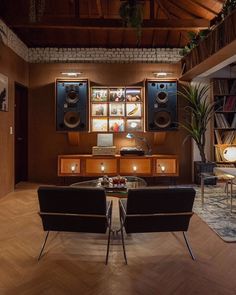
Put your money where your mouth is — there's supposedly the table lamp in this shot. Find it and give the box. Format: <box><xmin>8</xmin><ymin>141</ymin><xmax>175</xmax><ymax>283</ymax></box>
<box><xmin>223</xmin><ymin>146</ymin><xmax>236</xmax><ymax>162</ymax></box>
<box><xmin>126</xmin><ymin>133</ymin><xmax>152</xmax><ymax>155</ymax></box>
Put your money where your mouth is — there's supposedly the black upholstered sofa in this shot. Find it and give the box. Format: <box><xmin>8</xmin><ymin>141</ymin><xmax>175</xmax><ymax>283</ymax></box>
<box><xmin>37</xmin><ymin>186</ymin><xmax>113</xmax><ymax>264</ymax></box>
<box><xmin>119</xmin><ymin>187</ymin><xmax>196</xmax><ymax>264</ymax></box>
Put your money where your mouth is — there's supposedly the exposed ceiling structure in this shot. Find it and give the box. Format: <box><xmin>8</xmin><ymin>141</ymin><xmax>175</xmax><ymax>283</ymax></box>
<box><xmin>0</xmin><ymin>0</ymin><xmax>224</xmax><ymax>48</ymax></box>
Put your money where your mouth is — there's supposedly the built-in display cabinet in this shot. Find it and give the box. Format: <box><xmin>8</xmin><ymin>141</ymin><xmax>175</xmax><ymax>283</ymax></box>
<box><xmin>58</xmin><ymin>155</ymin><xmax>179</xmax><ymax>177</ymax></box>
<box><xmin>90</xmin><ymin>86</ymin><xmax>144</xmax><ymax>132</ymax></box>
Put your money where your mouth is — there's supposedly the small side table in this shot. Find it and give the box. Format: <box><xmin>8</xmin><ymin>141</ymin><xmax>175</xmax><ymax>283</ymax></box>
<box><xmin>200</xmin><ymin>172</ymin><xmax>235</xmax><ymax>211</ymax></box>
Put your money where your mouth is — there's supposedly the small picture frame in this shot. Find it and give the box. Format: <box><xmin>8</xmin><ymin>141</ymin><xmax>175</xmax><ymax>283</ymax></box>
<box><xmin>91</xmin><ymin>103</ymin><xmax>108</xmax><ymax>116</ymax></box>
<box><xmin>109</xmin><ymin>88</ymin><xmax>125</xmax><ymax>102</ymax></box>
<box><xmin>109</xmin><ymin>118</ymin><xmax>125</xmax><ymax>132</ymax></box>
<box><xmin>126</xmin><ymin>103</ymin><xmax>142</xmax><ymax>117</ymax></box>
<box><xmin>109</xmin><ymin>103</ymin><xmax>125</xmax><ymax>116</ymax></box>
<box><xmin>0</xmin><ymin>73</ymin><xmax>8</xmax><ymax>112</ymax></box>
<box><xmin>126</xmin><ymin>119</ymin><xmax>143</xmax><ymax>131</ymax></box>
<box><xmin>91</xmin><ymin>88</ymin><xmax>108</xmax><ymax>102</ymax></box>
<box><xmin>125</xmin><ymin>88</ymin><xmax>141</xmax><ymax>102</ymax></box>
<box><xmin>92</xmin><ymin>118</ymin><xmax>108</xmax><ymax>132</ymax></box>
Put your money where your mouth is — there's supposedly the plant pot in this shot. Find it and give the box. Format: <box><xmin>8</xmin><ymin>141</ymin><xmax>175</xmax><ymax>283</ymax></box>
<box><xmin>194</xmin><ymin>161</ymin><xmax>217</xmax><ymax>185</ymax></box>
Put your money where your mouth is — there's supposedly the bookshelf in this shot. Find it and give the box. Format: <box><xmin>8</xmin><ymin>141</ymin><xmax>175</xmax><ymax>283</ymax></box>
<box><xmin>213</xmin><ymin>78</ymin><xmax>236</xmax><ymax>163</ymax></box>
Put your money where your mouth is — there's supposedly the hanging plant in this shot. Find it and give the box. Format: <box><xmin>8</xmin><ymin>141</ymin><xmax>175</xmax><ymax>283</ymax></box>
<box><xmin>29</xmin><ymin>0</ymin><xmax>45</xmax><ymax>23</ymax></box>
<box><xmin>221</xmin><ymin>0</ymin><xmax>236</xmax><ymax>18</ymax></box>
<box><xmin>119</xmin><ymin>0</ymin><xmax>144</xmax><ymax>45</ymax></box>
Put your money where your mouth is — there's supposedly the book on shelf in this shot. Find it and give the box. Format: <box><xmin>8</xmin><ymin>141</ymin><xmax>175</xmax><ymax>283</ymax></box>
<box><xmin>223</xmin><ymin>96</ymin><xmax>236</xmax><ymax>111</ymax></box>
<box><xmin>222</xmin><ymin>131</ymin><xmax>235</xmax><ymax>144</ymax></box>
<box><xmin>230</xmin><ymin>80</ymin><xmax>236</xmax><ymax>95</ymax></box>
<box><xmin>231</xmin><ymin>114</ymin><xmax>236</xmax><ymax>128</ymax></box>
<box><xmin>214</xmin><ymin>113</ymin><xmax>229</xmax><ymax>128</ymax></box>
<box><xmin>214</xmin><ymin>130</ymin><xmax>222</xmax><ymax>144</ymax></box>
<box><xmin>214</xmin><ymin>79</ymin><xmax>229</xmax><ymax>94</ymax></box>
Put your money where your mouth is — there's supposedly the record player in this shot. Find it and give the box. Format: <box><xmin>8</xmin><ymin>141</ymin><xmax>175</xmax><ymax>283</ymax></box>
<box><xmin>120</xmin><ymin>147</ymin><xmax>145</xmax><ymax>156</ymax></box>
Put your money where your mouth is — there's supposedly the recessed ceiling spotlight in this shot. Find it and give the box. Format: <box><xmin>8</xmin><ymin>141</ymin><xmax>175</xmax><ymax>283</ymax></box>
<box><xmin>61</xmin><ymin>72</ymin><xmax>82</xmax><ymax>77</ymax></box>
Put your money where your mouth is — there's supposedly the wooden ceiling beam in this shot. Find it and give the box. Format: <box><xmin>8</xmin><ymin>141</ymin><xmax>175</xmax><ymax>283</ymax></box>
<box><xmin>11</xmin><ymin>18</ymin><xmax>210</xmax><ymax>30</ymax></box>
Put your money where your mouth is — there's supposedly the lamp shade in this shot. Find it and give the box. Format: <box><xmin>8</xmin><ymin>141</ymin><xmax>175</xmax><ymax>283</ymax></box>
<box><xmin>223</xmin><ymin>146</ymin><xmax>236</xmax><ymax>162</ymax></box>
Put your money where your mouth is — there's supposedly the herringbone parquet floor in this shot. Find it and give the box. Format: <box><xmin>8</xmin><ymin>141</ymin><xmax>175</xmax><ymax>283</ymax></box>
<box><xmin>0</xmin><ymin>182</ymin><xmax>236</xmax><ymax>295</ymax></box>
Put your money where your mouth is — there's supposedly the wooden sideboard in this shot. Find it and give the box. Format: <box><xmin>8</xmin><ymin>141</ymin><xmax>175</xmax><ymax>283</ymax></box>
<box><xmin>58</xmin><ymin>154</ymin><xmax>179</xmax><ymax>177</ymax></box>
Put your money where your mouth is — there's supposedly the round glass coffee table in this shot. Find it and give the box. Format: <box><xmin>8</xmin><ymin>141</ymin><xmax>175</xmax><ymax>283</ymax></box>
<box><xmin>71</xmin><ymin>176</ymin><xmax>147</xmax><ymax>197</ymax></box>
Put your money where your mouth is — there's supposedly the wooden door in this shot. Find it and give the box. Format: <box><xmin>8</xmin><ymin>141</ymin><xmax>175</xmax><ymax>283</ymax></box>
<box><xmin>14</xmin><ymin>83</ymin><xmax>28</xmax><ymax>184</ymax></box>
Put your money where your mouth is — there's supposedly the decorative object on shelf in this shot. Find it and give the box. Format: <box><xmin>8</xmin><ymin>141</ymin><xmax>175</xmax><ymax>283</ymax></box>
<box><xmin>178</xmin><ymin>83</ymin><xmax>216</xmax><ymax>184</ymax></box>
<box><xmin>29</xmin><ymin>0</ymin><xmax>45</xmax><ymax>22</ymax></box>
<box><xmin>223</xmin><ymin>146</ymin><xmax>236</xmax><ymax>161</ymax></box>
<box><xmin>119</xmin><ymin>0</ymin><xmax>144</xmax><ymax>44</ymax></box>
<box><xmin>126</xmin><ymin>133</ymin><xmax>152</xmax><ymax>155</ymax></box>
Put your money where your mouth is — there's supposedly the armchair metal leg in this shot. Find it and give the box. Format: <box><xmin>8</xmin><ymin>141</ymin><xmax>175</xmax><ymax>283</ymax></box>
<box><xmin>183</xmin><ymin>232</ymin><xmax>195</xmax><ymax>260</ymax></box>
<box><xmin>38</xmin><ymin>231</ymin><xmax>50</xmax><ymax>261</ymax></box>
<box><xmin>120</xmin><ymin>224</ymin><xmax>127</xmax><ymax>264</ymax></box>
<box><xmin>105</xmin><ymin>203</ymin><xmax>113</xmax><ymax>265</ymax></box>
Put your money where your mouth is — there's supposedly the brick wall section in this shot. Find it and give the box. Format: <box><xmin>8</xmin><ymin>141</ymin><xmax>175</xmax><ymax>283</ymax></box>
<box><xmin>0</xmin><ymin>19</ymin><xmax>181</xmax><ymax>63</ymax></box>
<box><xmin>0</xmin><ymin>19</ymin><xmax>29</xmax><ymax>61</ymax></box>
<box><xmin>28</xmin><ymin>47</ymin><xmax>181</xmax><ymax>63</ymax></box>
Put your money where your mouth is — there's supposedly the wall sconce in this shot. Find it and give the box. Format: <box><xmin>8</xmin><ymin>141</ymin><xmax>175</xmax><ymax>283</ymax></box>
<box><xmin>61</xmin><ymin>72</ymin><xmax>82</xmax><ymax>77</ymax></box>
<box><xmin>126</xmin><ymin>133</ymin><xmax>152</xmax><ymax>155</ymax></box>
<box><xmin>153</xmin><ymin>72</ymin><xmax>173</xmax><ymax>78</ymax></box>
<box><xmin>100</xmin><ymin>163</ymin><xmax>105</xmax><ymax>173</ymax></box>
<box><xmin>223</xmin><ymin>146</ymin><xmax>236</xmax><ymax>162</ymax></box>
<box><xmin>133</xmin><ymin>165</ymin><xmax>137</xmax><ymax>172</ymax></box>
<box><xmin>161</xmin><ymin>165</ymin><xmax>166</xmax><ymax>173</ymax></box>
<box><xmin>71</xmin><ymin>164</ymin><xmax>77</xmax><ymax>173</ymax></box>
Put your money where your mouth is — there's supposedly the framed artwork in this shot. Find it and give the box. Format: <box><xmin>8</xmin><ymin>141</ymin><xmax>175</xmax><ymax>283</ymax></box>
<box><xmin>125</xmin><ymin>88</ymin><xmax>141</xmax><ymax>102</ymax></box>
<box><xmin>109</xmin><ymin>88</ymin><xmax>125</xmax><ymax>102</ymax></box>
<box><xmin>92</xmin><ymin>118</ymin><xmax>108</xmax><ymax>132</ymax></box>
<box><xmin>91</xmin><ymin>88</ymin><xmax>108</xmax><ymax>102</ymax></box>
<box><xmin>126</xmin><ymin>119</ymin><xmax>143</xmax><ymax>131</ymax></box>
<box><xmin>126</xmin><ymin>103</ymin><xmax>142</xmax><ymax>117</ymax></box>
<box><xmin>91</xmin><ymin>103</ymin><xmax>107</xmax><ymax>116</ymax></box>
<box><xmin>0</xmin><ymin>73</ymin><xmax>8</xmax><ymax>112</ymax></box>
<box><xmin>109</xmin><ymin>103</ymin><xmax>125</xmax><ymax>116</ymax></box>
<box><xmin>109</xmin><ymin>119</ymin><xmax>125</xmax><ymax>132</ymax></box>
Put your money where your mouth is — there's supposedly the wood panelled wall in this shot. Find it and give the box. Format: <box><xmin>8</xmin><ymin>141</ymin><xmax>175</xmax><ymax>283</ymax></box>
<box><xmin>0</xmin><ymin>43</ymin><xmax>28</xmax><ymax>198</ymax></box>
<box><xmin>28</xmin><ymin>63</ymin><xmax>192</xmax><ymax>184</ymax></box>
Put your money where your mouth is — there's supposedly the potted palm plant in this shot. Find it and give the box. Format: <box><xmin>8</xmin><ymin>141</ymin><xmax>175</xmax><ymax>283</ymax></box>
<box><xmin>178</xmin><ymin>83</ymin><xmax>216</xmax><ymax>184</ymax></box>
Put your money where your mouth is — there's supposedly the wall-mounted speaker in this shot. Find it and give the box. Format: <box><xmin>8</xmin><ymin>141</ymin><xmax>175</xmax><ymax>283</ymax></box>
<box><xmin>146</xmin><ymin>81</ymin><xmax>178</xmax><ymax>131</ymax></box>
<box><xmin>56</xmin><ymin>80</ymin><xmax>88</xmax><ymax>131</ymax></box>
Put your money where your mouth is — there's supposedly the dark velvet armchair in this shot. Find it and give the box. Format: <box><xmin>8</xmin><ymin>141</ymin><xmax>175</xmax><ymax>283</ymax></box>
<box><xmin>37</xmin><ymin>186</ymin><xmax>113</xmax><ymax>264</ymax></box>
<box><xmin>119</xmin><ymin>187</ymin><xmax>196</xmax><ymax>264</ymax></box>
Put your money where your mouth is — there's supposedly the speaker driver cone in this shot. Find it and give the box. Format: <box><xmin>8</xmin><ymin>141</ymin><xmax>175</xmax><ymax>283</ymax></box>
<box><xmin>66</xmin><ymin>90</ymin><xmax>79</xmax><ymax>104</ymax></box>
<box><xmin>156</xmin><ymin>91</ymin><xmax>168</xmax><ymax>104</ymax></box>
<box><xmin>154</xmin><ymin>111</ymin><xmax>171</xmax><ymax>128</ymax></box>
<box><xmin>64</xmin><ymin>111</ymin><xmax>80</xmax><ymax>128</ymax></box>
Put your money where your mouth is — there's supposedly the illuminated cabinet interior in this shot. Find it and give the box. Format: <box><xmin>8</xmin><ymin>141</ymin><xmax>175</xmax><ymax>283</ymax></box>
<box><xmin>58</xmin><ymin>155</ymin><xmax>179</xmax><ymax>177</ymax></box>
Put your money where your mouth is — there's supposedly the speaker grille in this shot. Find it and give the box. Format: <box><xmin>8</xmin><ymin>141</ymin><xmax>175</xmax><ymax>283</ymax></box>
<box><xmin>56</xmin><ymin>80</ymin><xmax>88</xmax><ymax>131</ymax></box>
<box><xmin>154</xmin><ymin>111</ymin><xmax>171</xmax><ymax>128</ymax></box>
<box><xmin>64</xmin><ymin>111</ymin><xmax>81</xmax><ymax>128</ymax></box>
<box><xmin>146</xmin><ymin>81</ymin><xmax>178</xmax><ymax>131</ymax></box>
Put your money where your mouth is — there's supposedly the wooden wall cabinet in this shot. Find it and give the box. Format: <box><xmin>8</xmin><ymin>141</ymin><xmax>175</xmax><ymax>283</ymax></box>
<box><xmin>58</xmin><ymin>155</ymin><xmax>179</xmax><ymax>177</ymax></box>
<box><xmin>119</xmin><ymin>158</ymin><xmax>152</xmax><ymax>175</ymax></box>
<box><xmin>154</xmin><ymin>156</ymin><xmax>179</xmax><ymax>176</ymax></box>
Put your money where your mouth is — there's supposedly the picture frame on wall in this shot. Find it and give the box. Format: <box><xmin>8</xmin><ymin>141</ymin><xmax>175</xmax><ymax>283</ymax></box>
<box><xmin>109</xmin><ymin>103</ymin><xmax>125</xmax><ymax>116</ymax></box>
<box><xmin>0</xmin><ymin>73</ymin><xmax>8</xmax><ymax>112</ymax></box>
<box><xmin>91</xmin><ymin>88</ymin><xmax>108</xmax><ymax>102</ymax></box>
<box><xmin>91</xmin><ymin>103</ymin><xmax>108</xmax><ymax>116</ymax></box>
<box><xmin>109</xmin><ymin>88</ymin><xmax>125</xmax><ymax>102</ymax></box>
